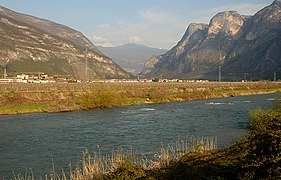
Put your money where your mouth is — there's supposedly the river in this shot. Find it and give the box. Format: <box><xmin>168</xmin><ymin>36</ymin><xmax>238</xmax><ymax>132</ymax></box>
<box><xmin>0</xmin><ymin>93</ymin><xmax>279</xmax><ymax>178</ymax></box>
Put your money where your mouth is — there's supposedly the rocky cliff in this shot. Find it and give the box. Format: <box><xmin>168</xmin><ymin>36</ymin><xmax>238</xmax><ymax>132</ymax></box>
<box><xmin>141</xmin><ymin>0</ymin><xmax>281</xmax><ymax>81</ymax></box>
<box><xmin>0</xmin><ymin>6</ymin><xmax>132</xmax><ymax>80</ymax></box>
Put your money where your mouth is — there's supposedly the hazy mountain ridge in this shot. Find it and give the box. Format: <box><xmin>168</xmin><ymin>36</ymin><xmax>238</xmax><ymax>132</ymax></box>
<box><xmin>98</xmin><ymin>44</ymin><xmax>167</xmax><ymax>74</ymax></box>
<box><xmin>0</xmin><ymin>6</ymin><xmax>132</xmax><ymax>79</ymax></box>
<box><xmin>141</xmin><ymin>0</ymin><xmax>281</xmax><ymax>81</ymax></box>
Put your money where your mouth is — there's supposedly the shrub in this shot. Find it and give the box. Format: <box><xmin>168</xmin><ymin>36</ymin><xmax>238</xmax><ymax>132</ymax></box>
<box><xmin>240</xmin><ymin>108</ymin><xmax>281</xmax><ymax>179</ymax></box>
<box><xmin>78</xmin><ymin>88</ymin><xmax>125</xmax><ymax>109</ymax></box>
<box><xmin>105</xmin><ymin>160</ymin><xmax>147</xmax><ymax>180</ymax></box>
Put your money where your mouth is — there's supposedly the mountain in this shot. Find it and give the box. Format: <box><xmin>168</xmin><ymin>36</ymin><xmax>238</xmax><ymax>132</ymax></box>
<box><xmin>97</xmin><ymin>44</ymin><xmax>167</xmax><ymax>74</ymax></box>
<box><xmin>141</xmin><ymin>0</ymin><xmax>281</xmax><ymax>81</ymax></box>
<box><xmin>0</xmin><ymin>6</ymin><xmax>132</xmax><ymax>80</ymax></box>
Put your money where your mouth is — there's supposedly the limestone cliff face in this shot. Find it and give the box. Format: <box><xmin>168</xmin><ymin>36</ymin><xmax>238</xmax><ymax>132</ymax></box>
<box><xmin>222</xmin><ymin>0</ymin><xmax>281</xmax><ymax>80</ymax></box>
<box><xmin>208</xmin><ymin>11</ymin><xmax>245</xmax><ymax>37</ymax></box>
<box><xmin>141</xmin><ymin>11</ymin><xmax>246</xmax><ymax>79</ymax></box>
<box><xmin>141</xmin><ymin>1</ymin><xmax>281</xmax><ymax>81</ymax></box>
<box><xmin>0</xmin><ymin>6</ymin><xmax>132</xmax><ymax>79</ymax></box>
<box><xmin>245</xmin><ymin>0</ymin><xmax>281</xmax><ymax>41</ymax></box>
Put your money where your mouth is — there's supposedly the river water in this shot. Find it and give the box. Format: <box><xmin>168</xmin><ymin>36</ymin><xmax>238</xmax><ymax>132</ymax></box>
<box><xmin>0</xmin><ymin>93</ymin><xmax>279</xmax><ymax>178</ymax></box>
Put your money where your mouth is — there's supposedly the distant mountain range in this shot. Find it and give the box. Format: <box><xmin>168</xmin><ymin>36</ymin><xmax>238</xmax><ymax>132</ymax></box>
<box><xmin>0</xmin><ymin>6</ymin><xmax>132</xmax><ymax>80</ymax></box>
<box><xmin>141</xmin><ymin>0</ymin><xmax>281</xmax><ymax>81</ymax></box>
<box><xmin>97</xmin><ymin>44</ymin><xmax>167</xmax><ymax>75</ymax></box>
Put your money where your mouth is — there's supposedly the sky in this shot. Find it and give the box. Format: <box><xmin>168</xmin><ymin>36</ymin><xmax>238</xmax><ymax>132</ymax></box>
<box><xmin>0</xmin><ymin>0</ymin><xmax>274</xmax><ymax>49</ymax></box>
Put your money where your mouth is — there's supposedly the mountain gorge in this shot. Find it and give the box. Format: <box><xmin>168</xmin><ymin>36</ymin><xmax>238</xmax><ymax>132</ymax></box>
<box><xmin>141</xmin><ymin>0</ymin><xmax>281</xmax><ymax>81</ymax></box>
<box><xmin>98</xmin><ymin>44</ymin><xmax>167</xmax><ymax>74</ymax></box>
<box><xmin>0</xmin><ymin>6</ymin><xmax>132</xmax><ymax>80</ymax></box>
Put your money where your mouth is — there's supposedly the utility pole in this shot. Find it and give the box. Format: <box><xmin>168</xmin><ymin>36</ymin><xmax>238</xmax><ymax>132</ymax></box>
<box><xmin>218</xmin><ymin>66</ymin><xmax>222</xmax><ymax>82</ymax></box>
<box><xmin>274</xmin><ymin>72</ymin><xmax>277</xmax><ymax>82</ymax></box>
<box><xmin>84</xmin><ymin>49</ymin><xmax>88</xmax><ymax>83</ymax></box>
<box><xmin>3</xmin><ymin>68</ymin><xmax>7</xmax><ymax>79</ymax></box>
<box><xmin>244</xmin><ymin>74</ymin><xmax>246</xmax><ymax>82</ymax></box>
<box><xmin>86</xmin><ymin>55</ymin><xmax>88</xmax><ymax>82</ymax></box>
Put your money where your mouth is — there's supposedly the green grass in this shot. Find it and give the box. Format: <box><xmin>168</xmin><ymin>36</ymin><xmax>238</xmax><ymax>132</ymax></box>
<box><xmin>0</xmin><ymin>103</ymin><xmax>49</xmax><ymax>114</ymax></box>
<box><xmin>0</xmin><ymin>91</ymin><xmax>16</xmax><ymax>94</ymax></box>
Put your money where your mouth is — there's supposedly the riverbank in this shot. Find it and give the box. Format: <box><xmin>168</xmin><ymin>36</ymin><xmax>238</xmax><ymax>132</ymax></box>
<box><xmin>1</xmin><ymin>82</ymin><xmax>281</xmax><ymax>115</ymax></box>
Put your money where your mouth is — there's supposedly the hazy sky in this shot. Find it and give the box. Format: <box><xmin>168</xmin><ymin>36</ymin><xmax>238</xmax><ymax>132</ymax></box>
<box><xmin>0</xmin><ymin>0</ymin><xmax>273</xmax><ymax>49</ymax></box>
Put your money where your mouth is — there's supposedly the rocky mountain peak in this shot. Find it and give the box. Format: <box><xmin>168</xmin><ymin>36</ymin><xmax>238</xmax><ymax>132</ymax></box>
<box><xmin>245</xmin><ymin>0</ymin><xmax>281</xmax><ymax>40</ymax></box>
<box><xmin>273</xmin><ymin>0</ymin><xmax>281</xmax><ymax>5</ymax></box>
<box><xmin>186</xmin><ymin>23</ymin><xmax>208</xmax><ymax>37</ymax></box>
<box><xmin>256</xmin><ymin>0</ymin><xmax>281</xmax><ymax>20</ymax></box>
<box><xmin>208</xmin><ymin>11</ymin><xmax>245</xmax><ymax>36</ymax></box>
<box><xmin>176</xmin><ymin>23</ymin><xmax>208</xmax><ymax>48</ymax></box>
<box><xmin>141</xmin><ymin>0</ymin><xmax>281</xmax><ymax>81</ymax></box>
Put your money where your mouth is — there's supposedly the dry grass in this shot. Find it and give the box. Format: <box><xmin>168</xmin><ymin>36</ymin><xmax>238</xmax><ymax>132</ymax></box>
<box><xmin>155</xmin><ymin>136</ymin><xmax>217</xmax><ymax>166</ymax></box>
<box><xmin>10</xmin><ymin>136</ymin><xmax>216</xmax><ymax>180</ymax></box>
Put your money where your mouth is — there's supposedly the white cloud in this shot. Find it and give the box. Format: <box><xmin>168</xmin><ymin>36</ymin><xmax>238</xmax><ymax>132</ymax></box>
<box><xmin>129</xmin><ymin>36</ymin><xmax>142</xmax><ymax>44</ymax></box>
<box><xmin>88</xmin><ymin>34</ymin><xmax>113</xmax><ymax>47</ymax></box>
<box><xmin>89</xmin><ymin>35</ymin><xmax>107</xmax><ymax>43</ymax></box>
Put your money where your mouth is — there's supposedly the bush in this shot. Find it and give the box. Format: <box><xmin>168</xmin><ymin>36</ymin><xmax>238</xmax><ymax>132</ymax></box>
<box><xmin>105</xmin><ymin>160</ymin><xmax>147</xmax><ymax>180</ymax></box>
<box><xmin>78</xmin><ymin>87</ymin><xmax>126</xmax><ymax>109</ymax></box>
<box><xmin>241</xmin><ymin>108</ymin><xmax>281</xmax><ymax>179</ymax></box>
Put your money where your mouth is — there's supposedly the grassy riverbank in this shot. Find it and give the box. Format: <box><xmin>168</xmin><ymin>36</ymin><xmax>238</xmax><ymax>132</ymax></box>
<box><xmin>1</xmin><ymin>82</ymin><xmax>281</xmax><ymax>115</ymax></box>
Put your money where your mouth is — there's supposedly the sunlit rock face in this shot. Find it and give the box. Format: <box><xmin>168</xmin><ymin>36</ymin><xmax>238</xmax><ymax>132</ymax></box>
<box><xmin>208</xmin><ymin>11</ymin><xmax>245</xmax><ymax>37</ymax></box>
<box><xmin>141</xmin><ymin>1</ymin><xmax>281</xmax><ymax>81</ymax></box>
<box><xmin>0</xmin><ymin>6</ymin><xmax>132</xmax><ymax>79</ymax></box>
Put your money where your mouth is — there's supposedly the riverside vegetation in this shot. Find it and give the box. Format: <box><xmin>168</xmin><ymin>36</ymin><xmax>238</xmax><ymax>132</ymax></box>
<box><xmin>1</xmin><ymin>82</ymin><xmax>281</xmax><ymax>115</ymax></box>
<box><xmin>12</xmin><ymin>99</ymin><xmax>281</xmax><ymax>179</ymax></box>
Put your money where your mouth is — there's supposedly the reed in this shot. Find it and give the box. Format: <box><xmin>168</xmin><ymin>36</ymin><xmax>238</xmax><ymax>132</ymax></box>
<box><xmin>155</xmin><ymin>136</ymin><xmax>217</xmax><ymax>166</ymax></box>
<box><xmin>69</xmin><ymin>148</ymin><xmax>138</xmax><ymax>179</ymax></box>
<box><xmin>9</xmin><ymin>136</ymin><xmax>217</xmax><ymax>179</ymax></box>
